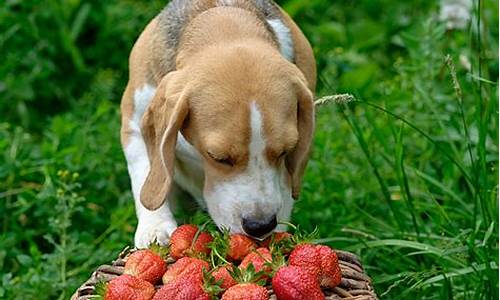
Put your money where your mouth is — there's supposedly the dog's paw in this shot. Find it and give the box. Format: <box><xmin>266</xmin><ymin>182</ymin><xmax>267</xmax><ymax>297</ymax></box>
<box><xmin>134</xmin><ymin>219</ymin><xmax>177</xmax><ymax>249</ymax></box>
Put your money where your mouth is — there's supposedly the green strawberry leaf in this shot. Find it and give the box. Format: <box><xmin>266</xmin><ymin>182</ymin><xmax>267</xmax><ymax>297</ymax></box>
<box><xmin>202</xmin><ymin>268</ymin><xmax>225</xmax><ymax>298</ymax></box>
<box><xmin>207</xmin><ymin>228</ymin><xmax>231</xmax><ymax>267</ymax></box>
<box><xmin>228</xmin><ymin>263</ymin><xmax>266</xmax><ymax>285</ymax></box>
<box><xmin>94</xmin><ymin>280</ymin><xmax>107</xmax><ymax>299</ymax></box>
<box><xmin>149</xmin><ymin>240</ymin><xmax>170</xmax><ymax>259</ymax></box>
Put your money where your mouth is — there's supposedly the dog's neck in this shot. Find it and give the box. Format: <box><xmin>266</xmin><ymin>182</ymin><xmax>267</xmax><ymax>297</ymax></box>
<box><xmin>176</xmin><ymin>6</ymin><xmax>280</xmax><ymax>69</ymax></box>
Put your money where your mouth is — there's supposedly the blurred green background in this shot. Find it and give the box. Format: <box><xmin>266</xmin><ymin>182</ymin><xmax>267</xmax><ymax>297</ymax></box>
<box><xmin>0</xmin><ymin>0</ymin><xmax>498</xmax><ymax>299</ymax></box>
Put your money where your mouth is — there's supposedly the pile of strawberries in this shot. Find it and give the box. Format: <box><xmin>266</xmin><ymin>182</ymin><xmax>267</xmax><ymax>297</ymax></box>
<box><xmin>98</xmin><ymin>224</ymin><xmax>342</xmax><ymax>300</ymax></box>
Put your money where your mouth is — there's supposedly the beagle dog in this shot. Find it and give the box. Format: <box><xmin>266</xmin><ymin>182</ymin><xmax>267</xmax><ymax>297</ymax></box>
<box><xmin>120</xmin><ymin>0</ymin><xmax>316</xmax><ymax>248</ymax></box>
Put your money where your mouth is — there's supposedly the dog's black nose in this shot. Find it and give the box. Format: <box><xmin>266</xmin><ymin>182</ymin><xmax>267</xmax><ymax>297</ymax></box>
<box><xmin>242</xmin><ymin>215</ymin><xmax>277</xmax><ymax>238</ymax></box>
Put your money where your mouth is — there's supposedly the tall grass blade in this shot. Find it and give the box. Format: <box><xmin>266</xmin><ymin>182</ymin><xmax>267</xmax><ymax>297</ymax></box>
<box><xmin>341</xmin><ymin>105</ymin><xmax>405</xmax><ymax>231</ymax></box>
<box><xmin>395</xmin><ymin>123</ymin><xmax>420</xmax><ymax>239</ymax></box>
<box><xmin>358</xmin><ymin>101</ymin><xmax>474</xmax><ymax>189</ymax></box>
<box><xmin>412</xmin><ymin>168</ymin><xmax>471</xmax><ymax>212</ymax></box>
<box><xmin>420</xmin><ymin>261</ymin><xmax>498</xmax><ymax>286</ymax></box>
<box><xmin>347</xmin><ymin>239</ymin><xmax>465</xmax><ymax>266</ymax></box>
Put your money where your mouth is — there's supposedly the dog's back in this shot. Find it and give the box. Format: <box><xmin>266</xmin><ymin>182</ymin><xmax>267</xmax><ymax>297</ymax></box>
<box><xmin>150</xmin><ymin>0</ymin><xmax>295</xmax><ymax>80</ymax></box>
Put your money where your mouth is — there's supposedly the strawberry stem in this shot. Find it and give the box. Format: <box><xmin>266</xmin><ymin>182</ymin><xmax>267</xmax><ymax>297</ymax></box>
<box><xmin>252</xmin><ymin>248</ymin><xmax>272</xmax><ymax>264</ymax></box>
<box><xmin>191</xmin><ymin>224</ymin><xmax>204</xmax><ymax>249</ymax></box>
<box><xmin>211</xmin><ymin>245</ymin><xmax>230</xmax><ymax>265</ymax></box>
<box><xmin>210</xmin><ymin>249</ymin><xmax>216</xmax><ymax>269</ymax></box>
<box><xmin>278</xmin><ymin>220</ymin><xmax>297</xmax><ymax>230</ymax></box>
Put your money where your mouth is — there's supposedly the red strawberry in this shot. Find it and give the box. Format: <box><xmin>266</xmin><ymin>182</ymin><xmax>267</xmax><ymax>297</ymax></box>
<box><xmin>239</xmin><ymin>248</ymin><xmax>272</xmax><ymax>278</ymax></box>
<box><xmin>212</xmin><ymin>265</ymin><xmax>238</xmax><ymax>290</ymax></box>
<box><xmin>316</xmin><ymin>245</ymin><xmax>342</xmax><ymax>287</ymax></box>
<box><xmin>288</xmin><ymin>244</ymin><xmax>341</xmax><ymax>288</ymax></box>
<box><xmin>102</xmin><ymin>274</ymin><xmax>155</xmax><ymax>300</ymax></box>
<box><xmin>124</xmin><ymin>249</ymin><xmax>167</xmax><ymax>284</ymax></box>
<box><xmin>162</xmin><ymin>257</ymin><xmax>209</xmax><ymax>284</ymax></box>
<box><xmin>221</xmin><ymin>283</ymin><xmax>269</xmax><ymax>300</ymax></box>
<box><xmin>190</xmin><ymin>230</ymin><xmax>213</xmax><ymax>255</ymax></box>
<box><xmin>153</xmin><ymin>274</ymin><xmax>209</xmax><ymax>300</ymax></box>
<box><xmin>227</xmin><ymin>234</ymin><xmax>257</xmax><ymax>261</ymax></box>
<box><xmin>239</xmin><ymin>248</ymin><xmax>272</xmax><ymax>273</ymax></box>
<box><xmin>169</xmin><ymin>225</ymin><xmax>197</xmax><ymax>258</ymax></box>
<box><xmin>260</xmin><ymin>232</ymin><xmax>292</xmax><ymax>249</ymax></box>
<box><xmin>272</xmin><ymin>266</ymin><xmax>325</xmax><ymax>300</ymax></box>
<box><xmin>288</xmin><ymin>244</ymin><xmax>319</xmax><ymax>277</ymax></box>
<box><xmin>170</xmin><ymin>224</ymin><xmax>213</xmax><ymax>259</ymax></box>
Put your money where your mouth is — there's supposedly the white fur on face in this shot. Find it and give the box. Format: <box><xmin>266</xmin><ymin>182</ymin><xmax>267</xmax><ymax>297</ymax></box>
<box><xmin>204</xmin><ymin>102</ymin><xmax>293</xmax><ymax>234</ymax></box>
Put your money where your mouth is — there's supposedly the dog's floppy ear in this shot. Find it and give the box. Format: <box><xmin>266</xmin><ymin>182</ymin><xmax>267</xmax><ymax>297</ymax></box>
<box><xmin>287</xmin><ymin>76</ymin><xmax>315</xmax><ymax>199</ymax></box>
<box><xmin>140</xmin><ymin>74</ymin><xmax>189</xmax><ymax>210</ymax></box>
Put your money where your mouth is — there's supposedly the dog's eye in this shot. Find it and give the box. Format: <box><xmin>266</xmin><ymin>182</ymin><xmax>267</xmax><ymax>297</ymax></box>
<box><xmin>215</xmin><ymin>157</ymin><xmax>234</xmax><ymax>166</ymax></box>
<box><xmin>277</xmin><ymin>151</ymin><xmax>287</xmax><ymax>162</ymax></box>
<box><xmin>207</xmin><ymin>151</ymin><xmax>234</xmax><ymax>166</ymax></box>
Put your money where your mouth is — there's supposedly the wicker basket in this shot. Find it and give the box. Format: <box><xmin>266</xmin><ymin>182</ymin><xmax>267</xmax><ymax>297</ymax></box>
<box><xmin>72</xmin><ymin>247</ymin><xmax>378</xmax><ymax>300</ymax></box>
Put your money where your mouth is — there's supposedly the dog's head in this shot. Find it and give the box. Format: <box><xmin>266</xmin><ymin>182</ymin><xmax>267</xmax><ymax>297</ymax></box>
<box><xmin>140</xmin><ymin>43</ymin><xmax>314</xmax><ymax>238</ymax></box>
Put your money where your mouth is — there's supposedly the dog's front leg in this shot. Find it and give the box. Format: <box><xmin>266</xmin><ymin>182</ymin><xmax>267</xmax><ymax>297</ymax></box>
<box><xmin>134</xmin><ymin>195</ymin><xmax>177</xmax><ymax>249</ymax></box>
<box><xmin>124</xmin><ymin>130</ymin><xmax>177</xmax><ymax>248</ymax></box>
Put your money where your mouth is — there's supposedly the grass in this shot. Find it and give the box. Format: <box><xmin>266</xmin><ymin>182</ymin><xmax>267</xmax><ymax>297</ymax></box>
<box><xmin>0</xmin><ymin>0</ymin><xmax>498</xmax><ymax>299</ymax></box>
